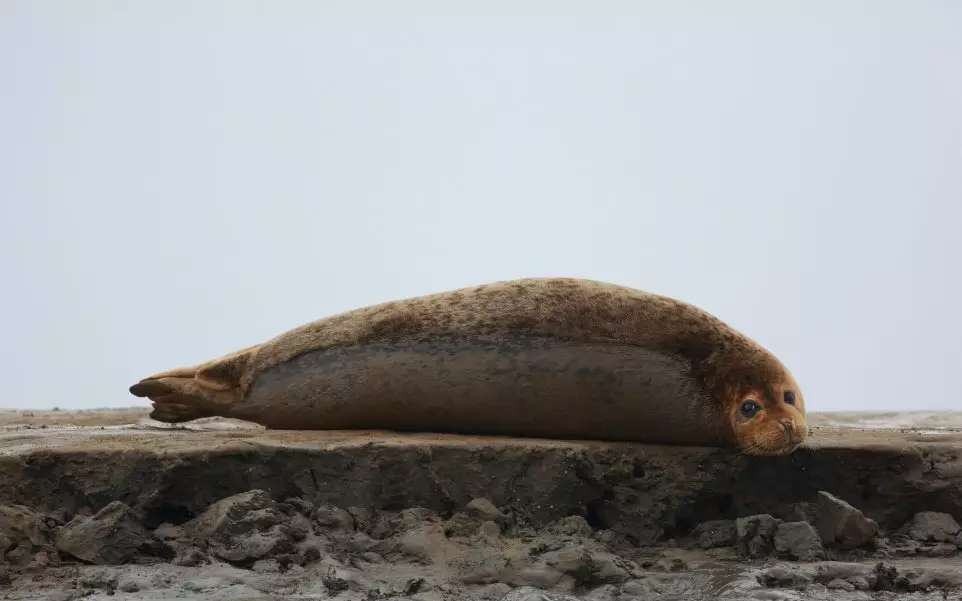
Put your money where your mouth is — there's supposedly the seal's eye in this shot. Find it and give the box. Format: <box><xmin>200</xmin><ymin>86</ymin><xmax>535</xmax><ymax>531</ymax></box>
<box><xmin>784</xmin><ymin>391</ymin><xmax>796</xmax><ymax>405</ymax></box>
<box><xmin>740</xmin><ymin>400</ymin><xmax>761</xmax><ymax>418</ymax></box>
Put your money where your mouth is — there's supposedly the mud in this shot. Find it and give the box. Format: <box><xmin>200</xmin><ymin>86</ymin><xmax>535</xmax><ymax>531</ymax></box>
<box><xmin>1</xmin><ymin>414</ymin><xmax>962</xmax><ymax>600</ymax></box>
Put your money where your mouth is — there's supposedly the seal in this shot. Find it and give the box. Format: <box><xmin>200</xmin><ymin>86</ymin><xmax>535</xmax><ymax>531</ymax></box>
<box><xmin>129</xmin><ymin>278</ymin><xmax>807</xmax><ymax>455</ymax></box>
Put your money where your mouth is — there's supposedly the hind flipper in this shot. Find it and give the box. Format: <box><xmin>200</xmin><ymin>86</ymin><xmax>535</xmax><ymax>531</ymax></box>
<box><xmin>129</xmin><ymin>376</ymin><xmax>224</xmax><ymax>423</ymax></box>
<box><xmin>129</xmin><ymin>344</ymin><xmax>258</xmax><ymax>423</ymax></box>
<box><xmin>147</xmin><ymin>393</ymin><xmax>215</xmax><ymax>423</ymax></box>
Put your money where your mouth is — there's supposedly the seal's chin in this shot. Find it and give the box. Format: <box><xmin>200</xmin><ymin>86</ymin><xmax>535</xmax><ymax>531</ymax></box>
<box><xmin>736</xmin><ymin>434</ymin><xmax>806</xmax><ymax>456</ymax></box>
<box><xmin>765</xmin><ymin>441</ymin><xmax>803</xmax><ymax>456</ymax></box>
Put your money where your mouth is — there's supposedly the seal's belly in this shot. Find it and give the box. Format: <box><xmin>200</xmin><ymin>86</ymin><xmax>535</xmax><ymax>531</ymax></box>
<box><xmin>231</xmin><ymin>335</ymin><xmax>722</xmax><ymax>444</ymax></box>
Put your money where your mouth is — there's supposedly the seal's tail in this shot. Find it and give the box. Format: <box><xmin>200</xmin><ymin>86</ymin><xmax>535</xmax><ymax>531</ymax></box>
<box><xmin>129</xmin><ymin>344</ymin><xmax>259</xmax><ymax>423</ymax></box>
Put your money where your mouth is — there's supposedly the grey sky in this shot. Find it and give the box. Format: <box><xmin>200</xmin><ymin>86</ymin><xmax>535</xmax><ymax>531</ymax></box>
<box><xmin>2</xmin><ymin>2</ymin><xmax>960</xmax><ymax>412</ymax></box>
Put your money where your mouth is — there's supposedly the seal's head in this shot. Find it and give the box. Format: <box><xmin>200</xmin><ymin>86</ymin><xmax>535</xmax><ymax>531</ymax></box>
<box><xmin>723</xmin><ymin>367</ymin><xmax>808</xmax><ymax>456</ymax></box>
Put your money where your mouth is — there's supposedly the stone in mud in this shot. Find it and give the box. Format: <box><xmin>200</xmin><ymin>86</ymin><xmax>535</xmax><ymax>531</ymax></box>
<box><xmin>899</xmin><ymin>565</ymin><xmax>962</xmax><ymax>591</ymax></box>
<box><xmin>347</xmin><ymin>507</ymin><xmax>395</xmax><ymax>539</ymax></box>
<box><xmin>619</xmin><ymin>579</ymin><xmax>650</xmax><ymax>597</ymax></box>
<box><xmin>388</xmin><ymin>507</ymin><xmax>442</xmax><ymax>534</ymax></box>
<box><xmin>774</xmin><ymin>521</ymin><xmax>824</xmax><ymax>560</ymax></box>
<box><xmin>815</xmin><ymin>491</ymin><xmax>879</xmax><ymax>550</ymax></box>
<box><xmin>182</xmin><ymin>490</ymin><xmax>300</xmax><ymax>563</ymax></box>
<box><xmin>759</xmin><ymin>565</ymin><xmax>814</xmax><ymax>588</ymax></box>
<box><xmin>736</xmin><ymin>514</ymin><xmax>779</xmax><ymax>558</ymax></box>
<box><xmin>0</xmin><ymin>505</ymin><xmax>50</xmax><ymax>564</ymax></box>
<box><xmin>813</xmin><ymin>562</ymin><xmax>874</xmax><ymax>590</ymax></box>
<box><xmin>692</xmin><ymin>519</ymin><xmax>736</xmax><ymax>549</ymax></box>
<box><xmin>56</xmin><ymin>501</ymin><xmax>169</xmax><ymax>565</ymax></box>
<box><xmin>652</xmin><ymin>556</ymin><xmax>689</xmax><ymax>572</ymax></box>
<box><xmin>397</xmin><ymin>522</ymin><xmax>446</xmax><ymax>560</ymax></box>
<box><xmin>540</xmin><ymin>545</ymin><xmax>631</xmax><ymax>585</ymax></box>
<box><xmin>919</xmin><ymin>542</ymin><xmax>958</xmax><ymax>557</ymax></box>
<box><xmin>467</xmin><ymin>498</ymin><xmax>507</xmax><ymax>522</ymax></box>
<box><xmin>116</xmin><ymin>574</ymin><xmax>153</xmax><ymax>593</ymax></box>
<box><xmin>477</xmin><ymin>583</ymin><xmax>513</xmax><ymax>599</ymax></box>
<box><xmin>312</xmin><ymin>505</ymin><xmax>355</xmax><ymax>531</ymax></box>
<box><xmin>556</xmin><ymin>516</ymin><xmax>592</xmax><ymax>537</ymax></box>
<box><xmin>445</xmin><ymin>511</ymin><xmax>489</xmax><ymax>538</ymax></box>
<box><xmin>903</xmin><ymin>511</ymin><xmax>961</xmax><ymax>543</ymax></box>
<box><xmin>172</xmin><ymin>546</ymin><xmax>207</xmax><ymax>567</ymax></box>
<box><xmin>480</xmin><ymin>520</ymin><xmax>502</xmax><ymax>538</ymax></box>
<box><xmin>826</xmin><ymin>578</ymin><xmax>855</xmax><ymax>591</ymax></box>
<box><xmin>503</xmin><ymin>566</ymin><xmax>567</xmax><ymax>589</ymax></box>
<box><xmin>498</xmin><ymin>586</ymin><xmax>583</xmax><ymax>601</ymax></box>
<box><xmin>282</xmin><ymin>498</ymin><xmax>313</xmax><ymax>516</ymax></box>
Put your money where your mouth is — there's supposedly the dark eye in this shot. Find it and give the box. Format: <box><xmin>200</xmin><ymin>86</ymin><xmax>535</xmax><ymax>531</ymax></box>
<box><xmin>740</xmin><ymin>400</ymin><xmax>761</xmax><ymax>418</ymax></box>
<box><xmin>784</xmin><ymin>391</ymin><xmax>796</xmax><ymax>405</ymax></box>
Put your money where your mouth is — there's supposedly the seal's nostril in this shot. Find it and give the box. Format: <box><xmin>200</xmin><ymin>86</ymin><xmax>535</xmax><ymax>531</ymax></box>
<box><xmin>780</xmin><ymin>420</ymin><xmax>794</xmax><ymax>435</ymax></box>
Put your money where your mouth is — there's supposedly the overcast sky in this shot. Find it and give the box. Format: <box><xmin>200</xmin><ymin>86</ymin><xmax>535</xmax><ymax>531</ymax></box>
<box><xmin>2</xmin><ymin>2</ymin><xmax>960</xmax><ymax>412</ymax></box>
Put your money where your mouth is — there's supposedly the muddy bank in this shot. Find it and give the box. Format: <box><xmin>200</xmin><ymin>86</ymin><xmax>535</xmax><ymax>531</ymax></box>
<box><xmin>1</xmin><ymin>426</ymin><xmax>961</xmax><ymax>542</ymax></box>
<box><xmin>1</xmin><ymin>425</ymin><xmax>961</xmax><ymax>600</ymax></box>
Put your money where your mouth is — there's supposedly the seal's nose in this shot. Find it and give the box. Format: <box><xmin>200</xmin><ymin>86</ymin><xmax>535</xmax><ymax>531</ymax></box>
<box><xmin>780</xmin><ymin>419</ymin><xmax>795</xmax><ymax>436</ymax></box>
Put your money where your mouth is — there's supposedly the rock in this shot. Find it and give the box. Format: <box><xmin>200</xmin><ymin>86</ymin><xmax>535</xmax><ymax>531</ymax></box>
<box><xmin>620</xmin><ymin>579</ymin><xmax>649</xmax><ymax>597</ymax></box>
<box><xmin>736</xmin><ymin>514</ymin><xmax>779</xmax><ymax>558</ymax></box>
<box><xmin>116</xmin><ymin>575</ymin><xmax>150</xmax><ymax>593</ymax></box>
<box><xmin>499</xmin><ymin>586</ymin><xmax>582</xmax><ymax>601</ymax></box>
<box><xmin>504</xmin><ymin>566</ymin><xmax>566</xmax><ymax>589</ymax></box>
<box><xmin>815</xmin><ymin>491</ymin><xmax>879</xmax><ymax>550</ymax></box>
<box><xmin>774</xmin><ymin>521</ymin><xmax>824</xmax><ymax>560</ymax></box>
<box><xmin>903</xmin><ymin>511</ymin><xmax>961</xmax><ymax>543</ymax></box>
<box><xmin>283</xmin><ymin>498</ymin><xmax>313</xmax><ymax>516</ymax></box>
<box><xmin>298</xmin><ymin>540</ymin><xmax>323</xmax><ymax>564</ymax></box>
<box><xmin>0</xmin><ymin>505</ymin><xmax>51</xmax><ymax>564</ymax></box>
<box><xmin>347</xmin><ymin>507</ymin><xmax>392</xmax><ymax>539</ymax></box>
<box><xmin>397</xmin><ymin>523</ymin><xmax>445</xmax><ymax>560</ymax></box>
<box><xmin>77</xmin><ymin>569</ymin><xmax>119</xmax><ymax>590</ymax></box>
<box><xmin>444</xmin><ymin>512</ymin><xmax>483</xmax><ymax>538</ymax></box>
<box><xmin>899</xmin><ymin>566</ymin><xmax>962</xmax><ymax>591</ymax></box>
<box><xmin>919</xmin><ymin>543</ymin><xmax>957</xmax><ymax>557</ymax></box>
<box><xmin>153</xmin><ymin>523</ymin><xmax>183</xmax><ymax>541</ymax></box>
<box><xmin>26</xmin><ymin>550</ymin><xmax>58</xmax><ymax>569</ymax></box>
<box><xmin>759</xmin><ymin>565</ymin><xmax>814</xmax><ymax>588</ymax></box>
<box><xmin>346</xmin><ymin>507</ymin><xmax>376</xmax><ymax>533</ymax></box>
<box><xmin>467</xmin><ymin>498</ymin><xmax>506</xmax><ymax>522</ymax></box>
<box><xmin>653</xmin><ymin>557</ymin><xmax>688</xmax><ymax>572</ymax></box>
<box><xmin>56</xmin><ymin>501</ymin><xmax>168</xmax><ymax>565</ymax></box>
<box><xmin>592</xmin><ymin>530</ymin><xmax>622</xmax><ymax>545</ymax></box>
<box><xmin>480</xmin><ymin>520</ymin><xmax>501</xmax><ymax>537</ymax></box>
<box><xmin>477</xmin><ymin>583</ymin><xmax>513</xmax><ymax>599</ymax></box>
<box><xmin>557</xmin><ymin>516</ymin><xmax>592</xmax><ymax>537</ymax></box>
<box><xmin>313</xmin><ymin>505</ymin><xmax>355</xmax><ymax>531</ymax></box>
<box><xmin>252</xmin><ymin>558</ymin><xmax>281</xmax><ymax>573</ymax></box>
<box><xmin>813</xmin><ymin>562</ymin><xmax>874</xmax><ymax>590</ymax></box>
<box><xmin>825</xmin><ymin>578</ymin><xmax>855</xmax><ymax>591</ymax></box>
<box><xmin>172</xmin><ymin>546</ymin><xmax>207</xmax><ymax>566</ymax></box>
<box><xmin>540</xmin><ymin>545</ymin><xmax>630</xmax><ymax>585</ymax></box>
<box><xmin>582</xmin><ymin>584</ymin><xmax>618</xmax><ymax>601</ymax></box>
<box><xmin>692</xmin><ymin>519</ymin><xmax>736</xmax><ymax>549</ymax></box>
<box><xmin>183</xmin><ymin>490</ymin><xmax>297</xmax><ymax>563</ymax></box>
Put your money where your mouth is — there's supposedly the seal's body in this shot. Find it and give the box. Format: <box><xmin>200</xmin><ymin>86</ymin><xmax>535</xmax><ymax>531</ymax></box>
<box><xmin>130</xmin><ymin>278</ymin><xmax>807</xmax><ymax>455</ymax></box>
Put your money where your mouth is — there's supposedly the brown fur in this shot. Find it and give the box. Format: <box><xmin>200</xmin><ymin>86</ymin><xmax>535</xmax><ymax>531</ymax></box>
<box><xmin>129</xmin><ymin>278</ymin><xmax>807</xmax><ymax>455</ymax></box>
